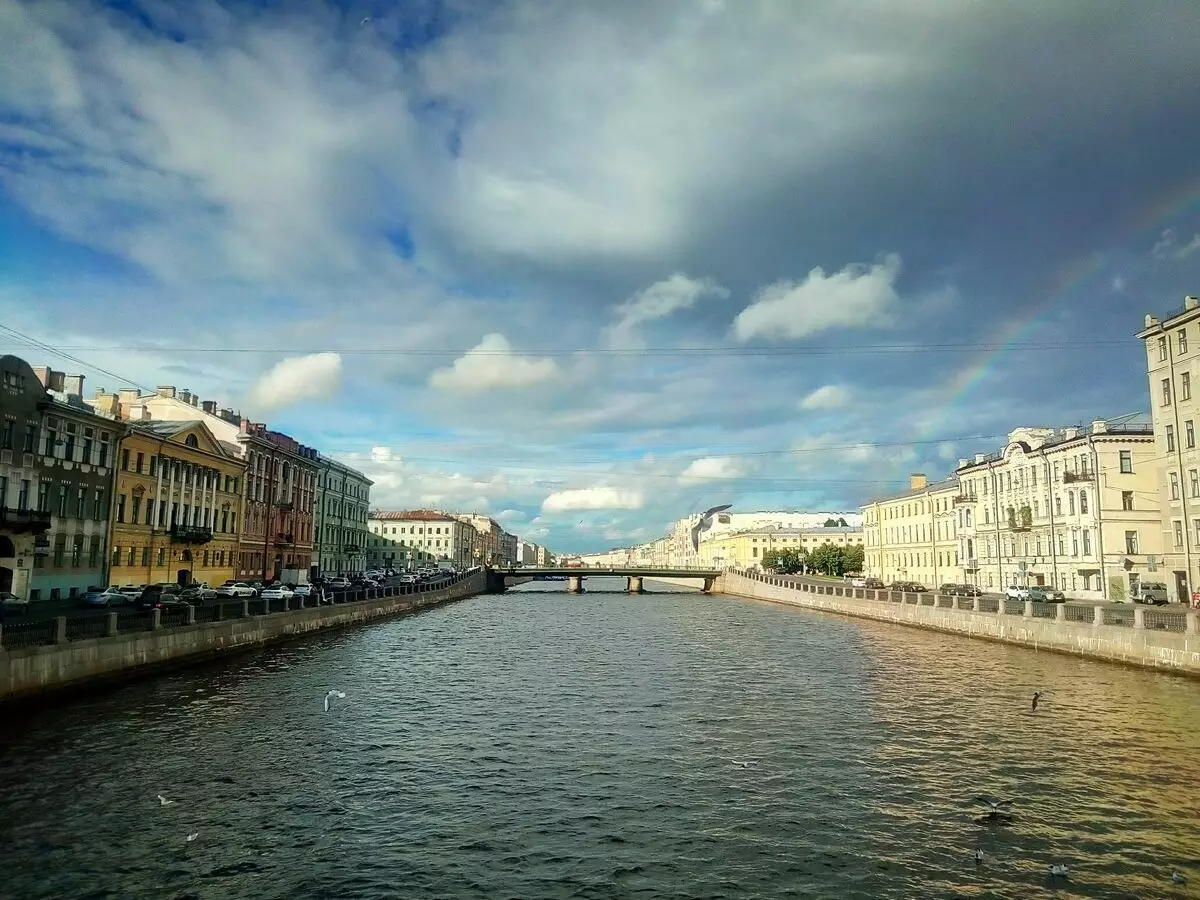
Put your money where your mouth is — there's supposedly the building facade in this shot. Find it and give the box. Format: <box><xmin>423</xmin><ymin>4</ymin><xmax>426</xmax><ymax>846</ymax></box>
<box><xmin>861</xmin><ymin>473</ymin><xmax>962</xmax><ymax>588</ymax></box>
<box><xmin>457</xmin><ymin>513</ymin><xmax>502</xmax><ymax>566</ymax></box>
<box><xmin>314</xmin><ymin>455</ymin><xmax>372</xmax><ymax>575</ymax></box>
<box><xmin>370</xmin><ymin>510</ymin><xmax>477</xmax><ymax>569</ymax></box>
<box><xmin>108</xmin><ymin>420</ymin><xmax>246</xmax><ymax>590</ymax></box>
<box><xmin>23</xmin><ymin>365</ymin><xmax>119</xmax><ymax>601</ymax></box>
<box><xmin>1138</xmin><ymin>296</ymin><xmax>1200</xmax><ymax>603</ymax></box>
<box><xmin>697</xmin><ymin>525</ymin><xmax>864</xmax><ymax>571</ymax></box>
<box><xmin>955</xmin><ymin>420</ymin><xmax>1160</xmax><ymax>601</ymax></box>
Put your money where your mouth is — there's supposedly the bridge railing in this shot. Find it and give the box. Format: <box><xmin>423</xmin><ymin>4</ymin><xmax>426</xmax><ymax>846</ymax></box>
<box><xmin>0</xmin><ymin>572</ymin><xmax>479</xmax><ymax>652</ymax></box>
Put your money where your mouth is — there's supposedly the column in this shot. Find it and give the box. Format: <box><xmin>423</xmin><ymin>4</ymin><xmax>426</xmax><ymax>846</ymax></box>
<box><xmin>210</xmin><ymin>469</ymin><xmax>218</xmax><ymax>529</ymax></box>
<box><xmin>154</xmin><ymin>455</ymin><xmax>165</xmax><ymax>531</ymax></box>
<box><xmin>165</xmin><ymin>459</ymin><xmax>176</xmax><ymax>527</ymax></box>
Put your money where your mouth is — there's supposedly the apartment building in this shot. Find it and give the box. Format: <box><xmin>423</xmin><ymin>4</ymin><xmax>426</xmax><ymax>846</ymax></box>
<box><xmin>1138</xmin><ymin>296</ymin><xmax>1200</xmax><ymax>603</ymax></box>
<box><xmin>108</xmin><ymin>420</ymin><xmax>245</xmax><ymax>589</ymax></box>
<box><xmin>314</xmin><ymin>455</ymin><xmax>372</xmax><ymax>575</ymax></box>
<box><xmin>457</xmin><ymin>513</ymin><xmax>507</xmax><ymax>566</ymax></box>
<box><xmin>861</xmin><ymin>473</ymin><xmax>962</xmax><ymax>588</ymax></box>
<box><xmin>370</xmin><ymin>510</ymin><xmax>477</xmax><ymax>569</ymax></box>
<box><xmin>955</xmin><ymin>419</ymin><xmax>1160</xmax><ymax>601</ymax></box>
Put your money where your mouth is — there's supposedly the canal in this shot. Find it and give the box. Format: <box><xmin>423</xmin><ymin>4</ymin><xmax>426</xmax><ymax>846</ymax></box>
<box><xmin>0</xmin><ymin>577</ymin><xmax>1197</xmax><ymax>898</ymax></box>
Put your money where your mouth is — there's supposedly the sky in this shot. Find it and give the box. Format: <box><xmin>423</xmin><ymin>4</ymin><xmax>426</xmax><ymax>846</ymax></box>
<box><xmin>2</xmin><ymin>0</ymin><xmax>1200</xmax><ymax>554</ymax></box>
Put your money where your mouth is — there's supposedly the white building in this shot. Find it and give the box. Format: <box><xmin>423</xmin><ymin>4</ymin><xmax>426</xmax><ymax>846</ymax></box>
<box><xmin>369</xmin><ymin>510</ymin><xmax>477</xmax><ymax>569</ymax></box>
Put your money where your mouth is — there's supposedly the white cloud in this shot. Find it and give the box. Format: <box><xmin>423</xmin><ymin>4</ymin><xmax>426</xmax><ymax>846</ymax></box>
<box><xmin>542</xmin><ymin>486</ymin><xmax>645</xmax><ymax>512</ymax></box>
<box><xmin>429</xmin><ymin>333</ymin><xmax>558</xmax><ymax>392</ymax></box>
<box><xmin>799</xmin><ymin>384</ymin><xmax>852</xmax><ymax>410</ymax></box>
<box><xmin>245</xmin><ymin>352</ymin><xmax>341</xmax><ymax>413</ymax></box>
<box><xmin>679</xmin><ymin>456</ymin><xmax>744</xmax><ymax>481</ymax></box>
<box><xmin>604</xmin><ymin>273</ymin><xmax>728</xmax><ymax>348</ymax></box>
<box><xmin>496</xmin><ymin>508</ymin><xmax>527</xmax><ymax>522</ymax></box>
<box><xmin>733</xmin><ymin>254</ymin><xmax>902</xmax><ymax>342</ymax></box>
<box><xmin>1153</xmin><ymin>228</ymin><xmax>1200</xmax><ymax>261</ymax></box>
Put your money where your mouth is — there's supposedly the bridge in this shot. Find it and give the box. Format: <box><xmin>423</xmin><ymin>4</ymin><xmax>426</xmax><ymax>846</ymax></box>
<box><xmin>487</xmin><ymin>566</ymin><xmax>722</xmax><ymax>594</ymax></box>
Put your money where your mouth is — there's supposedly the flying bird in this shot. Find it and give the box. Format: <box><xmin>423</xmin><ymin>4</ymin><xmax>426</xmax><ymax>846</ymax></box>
<box><xmin>691</xmin><ymin>504</ymin><xmax>732</xmax><ymax>552</ymax></box>
<box><xmin>1171</xmin><ymin>871</ymin><xmax>1187</xmax><ymax>884</ymax></box>
<box><xmin>974</xmin><ymin>796</ymin><xmax>1015</xmax><ymax>820</ymax></box>
<box><xmin>324</xmin><ymin>689</ymin><xmax>347</xmax><ymax>712</ymax></box>
<box><xmin>157</xmin><ymin>794</ymin><xmax>175</xmax><ymax>806</ymax></box>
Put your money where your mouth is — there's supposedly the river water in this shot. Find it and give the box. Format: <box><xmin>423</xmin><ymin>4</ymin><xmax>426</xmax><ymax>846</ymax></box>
<box><xmin>1</xmin><ymin>577</ymin><xmax>1197</xmax><ymax>899</ymax></box>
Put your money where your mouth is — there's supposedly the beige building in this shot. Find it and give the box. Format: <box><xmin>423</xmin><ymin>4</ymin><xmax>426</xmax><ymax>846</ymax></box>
<box><xmin>1138</xmin><ymin>297</ymin><xmax>1200</xmax><ymax>603</ymax></box>
<box><xmin>862</xmin><ymin>473</ymin><xmax>962</xmax><ymax>588</ymax></box>
<box><xmin>955</xmin><ymin>419</ymin><xmax>1160</xmax><ymax>601</ymax></box>
<box><xmin>697</xmin><ymin>525</ymin><xmax>863</xmax><ymax>570</ymax></box>
<box><xmin>369</xmin><ymin>510</ymin><xmax>478</xmax><ymax>569</ymax></box>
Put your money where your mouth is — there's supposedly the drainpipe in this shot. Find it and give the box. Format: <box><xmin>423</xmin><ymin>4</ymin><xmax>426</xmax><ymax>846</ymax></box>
<box><xmin>992</xmin><ymin>464</ymin><xmax>1003</xmax><ymax>591</ymax></box>
<box><xmin>1090</xmin><ymin>436</ymin><xmax>1108</xmax><ymax>600</ymax></box>
<box><xmin>1164</xmin><ymin>338</ymin><xmax>1194</xmax><ymax>601</ymax></box>
<box><xmin>1046</xmin><ymin>455</ymin><xmax>1058</xmax><ymax>590</ymax></box>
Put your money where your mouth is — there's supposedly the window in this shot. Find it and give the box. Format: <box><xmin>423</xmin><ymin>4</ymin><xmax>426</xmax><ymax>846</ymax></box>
<box><xmin>1068</xmin><ymin>492</ymin><xmax>1076</xmax><ymax>514</ymax></box>
<box><xmin>157</xmin><ymin>547</ymin><xmax>166</xmax><ymax>566</ymax></box>
<box><xmin>63</xmin><ymin>432</ymin><xmax>75</xmax><ymax>461</ymax></box>
<box><xmin>121</xmin><ymin>448</ymin><xmax>130</xmax><ymax>470</ymax></box>
<box><xmin>141</xmin><ymin>546</ymin><xmax>150</xmax><ymax>566</ymax></box>
<box><xmin>111</xmin><ymin>545</ymin><xmax>121</xmax><ymax>567</ymax></box>
<box><xmin>146</xmin><ymin>499</ymin><xmax>155</xmax><ymax>526</ymax></box>
<box><xmin>127</xmin><ymin>546</ymin><xmax>136</xmax><ymax>566</ymax></box>
<box><xmin>1174</xmin><ymin>520</ymin><xmax>1184</xmax><ymax>548</ymax></box>
<box><xmin>75</xmin><ymin>486</ymin><xmax>86</xmax><ymax>518</ymax></box>
<box><xmin>70</xmin><ymin>535</ymin><xmax>82</xmax><ymax>567</ymax></box>
<box><xmin>1071</xmin><ymin>534</ymin><xmax>1079</xmax><ymax>556</ymax></box>
<box><xmin>131</xmin><ymin>495</ymin><xmax>142</xmax><ymax>525</ymax></box>
<box><xmin>1170</xmin><ymin>472</ymin><xmax>1180</xmax><ymax>499</ymax></box>
<box><xmin>57</xmin><ymin>485</ymin><xmax>67</xmax><ymax>517</ymax></box>
<box><xmin>1180</xmin><ymin>329</ymin><xmax>1189</xmax><ymax>355</ymax></box>
<box><xmin>93</xmin><ymin>489</ymin><xmax>104</xmax><ymax>520</ymax></box>
<box><xmin>88</xmin><ymin>536</ymin><xmax>100</xmax><ymax>568</ymax></box>
<box><xmin>1083</xmin><ymin>530</ymin><xmax>1091</xmax><ymax>555</ymax></box>
<box><xmin>1185</xmin><ymin>372</ymin><xmax>1193</xmax><ymax>401</ymax></box>
<box><xmin>116</xmin><ymin>494</ymin><xmax>126</xmax><ymax>523</ymax></box>
<box><xmin>0</xmin><ymin>475</ymin><xmax>6</xmax><ymax>506</ymax></box>
<box><xmin>1125</xmin><ymin>531</ymin><xmax>1138</xmax><ymax>554</ymax></box>
<box><xmin>0</xmin><ymin>420</ymin><xmax>10</xmax><ymax>450</ymax></box>
<box><xmin>1164</xmin><ymin>377</ymin><xmax>1174</xmax><ymax>405</ymax></box>
<box><xmin>1167</xmin><ymin>425</ymin><xmax>1176</xmax><ymax>452</ymax></box>
<box><xmin>1079</xmin><ymin>491</ymin><xmax>1088</xmax><ymax>514</ymax></box>
<box><xmin>22</xmin><ymin>423</ymin><xmax>35</xmax><ymax>453</ymax></box>
<box><xmin>82</xmin><ymin>435</ymin><xmax>93</xmax><ymax>463</ymax></box>
<box><xmin>136</xmin><ymin>451</ymin><xmax>144</xmax><ymax>473</ymax></box>
<box><xmin>18</xmin><ymin>479</ymin><xmax>29</xmax><ymax>510</ymax></box>
<box><xmin>1122</xmin><ymin>490</ymin><xmax>1135</xmax><ymax>510</ymax></box>
<box><xmin>1159</xmin><ymin>335</ymin><xmax>1168</xmax><ymax>360</ymax></box>
<box><xmin>52</xmin><ymin>535</ymin><xmax>65</xmax><ymax>567</ymax></box>
<box><xmin>1190</xmin><ymin>421</ymin><xmax>1197</xmax><ymax>450</ymax></box>
<box><xmin>98</xmin><ymin>434</ymin><xmax>109</xmax><ymax>467</ymax></box>
<box><xmin>1119</xmin><ymin>450</ymin><xmax>1132</xmax><ymax>474</ymax></box>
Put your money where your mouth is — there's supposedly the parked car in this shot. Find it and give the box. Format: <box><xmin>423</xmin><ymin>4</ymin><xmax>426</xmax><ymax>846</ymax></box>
<box><xmin>1005</xmin><ymin>585</ymin><xmax>1031</xmax><ymax>601</ymax></box>
<box><xmin>1027</xmin><ymin>585</ymin><xmax>1066</xmax><ymax>603</ymax></box>
<box><xmin>862</xmin><ymin>577</ymin><xmax>885</xmax><ymax>589</ymax></box>
<box><xmin>0</xmin><ymin>591</ymin><xmax>29</xmax><ymax>613</ymax></box>
<box><xmin>216</xmin><ymin>581</ymin><xmax>258</xmax><ymax>598</ymax></box>
<box><xmin>326</xmin><ymin>577</ymin><xmax>352</xmax><ymax>590</ymax></box>
<box><xmin>1132</xmin><ymin>582</ymin><xmax>1169</xmax><ymax>605</ymax></box>
<box><xmin>260</xmin><ymin>584</ymin><xmax>294</xmax><ymax>602</ymax></box>
<box><xmin>118</xmin><ymin>585</ymin><xmax>145</xmax><ymax>601</ymax></box>
<box><xmin>889</xmin><ymin>581</ymin><xmax>927</xmax><ymax>593</ymax></box>
<box><xmin>940</xmin><ymin>583</ymin><xmax>982</xmax><ymax>597</ymax></box>
<box><xmin>136</xmin><ymin>584</ymin><xmax>190</xmax><ymax>611</ymax></box>
<box><xmin>180</xmin><ymin>582</ymin><xmax>218</xmax><ymax>604</ymax></box>
<box><xmin>83</xmin><ymin>587</ymin><xmax>128</xmax><ymax>607</ymax></box>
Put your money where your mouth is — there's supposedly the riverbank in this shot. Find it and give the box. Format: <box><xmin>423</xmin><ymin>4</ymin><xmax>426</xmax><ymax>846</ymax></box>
<box><xmin>0</xmin><ymin>571</ymin><xmax>487</xmax><ymax>704</ymax></box>
<box><xmin>717</xmin><ymin>570</ymin><xmax>1200</xmax><ymax>678</ymax></box>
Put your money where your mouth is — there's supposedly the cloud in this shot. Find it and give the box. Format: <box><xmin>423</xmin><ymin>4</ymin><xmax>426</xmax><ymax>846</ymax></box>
<box><xmin>496</xmin><ymin>508</ymin><xmax>527</xmax><ymax>522</ymax></box>
<box><xmin>1152</xmin><ymin>228</ymin><xmax>1200</xmax><ymax>262</ymax></box>
<box><xmin>799</xmin><ymin>384</ymin><xmax>852</xmax><ymax>411</ymax></box>
<box><xmin>429</xmin><ymin>333</ymin><xmax>558</xmax><ymax>392</ymax></box>
<box><xmin>1111</xmin><ymin>274</ymin><xmax>1126</xmax><ymax>293</ymax></box>
<box><xmin>604</xmin><ymin>273</ymin><xmax>728</xmax><ymax>348</ymax></box>
<box><xmin>542</xmin><ymin>486</ymin><xmax>645</xmax><ymax>512</ymax></box>
<box><xmin>246</xmin><ymin>352</ymin><xmax>341</xmax><ymax>413</ymax></box>
<box><xmin>733</xmin><ymin>254</ymin><xmax>902</xmax><ymax>342</ymax></box>
<box><xmin>679</xmin><ymin>456</ymin><xmax>745</xmax><ymax>481</ymax></box>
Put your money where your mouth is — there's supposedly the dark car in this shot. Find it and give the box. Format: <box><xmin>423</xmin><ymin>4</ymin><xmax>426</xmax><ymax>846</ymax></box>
<box><xmin>136</xmin><ymin>583</ymin><xmax>191</xmax><ymax>611</ymax></box>
<box><xmin>940</xmin><ymin>583</ymin><xmax>982</xmax><ymax>597</ymax></box>
<box><xmin>1028</xmin><ymin>585</ymin><xmax>1066</xmax><ymax>603</ymax></box>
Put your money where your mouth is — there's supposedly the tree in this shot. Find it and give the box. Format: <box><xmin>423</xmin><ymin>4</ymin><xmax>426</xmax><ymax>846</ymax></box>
<box><xmin>808</xmin><ymin>542</ymin><xmax>843</xmax><ymax>575</ymax></box>
<box><xmin>823</xmin><ymin>518</ymin><xmax>839</xmax><ymax>527</ymax></box>
<box><xmin>761</xmin><ymin>547</ymin><xmax>807</xmax><ymax>574</ymax></box>
<box><xmin>843</xmin><ymin>544</ymin><xmax>864</xmax><ymax>574</ymax></box>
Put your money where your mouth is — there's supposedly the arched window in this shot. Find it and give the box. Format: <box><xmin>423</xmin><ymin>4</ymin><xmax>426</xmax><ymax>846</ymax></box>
<box><xmin>184</xmin><ymin>434</ymin><xmax>198</xmax><ymax>448</ymax></box>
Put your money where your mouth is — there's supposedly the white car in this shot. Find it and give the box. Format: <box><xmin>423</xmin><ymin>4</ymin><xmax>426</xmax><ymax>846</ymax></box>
<box><xmin>119</xmin><ymin>585</ymin><xmax>145</xmax><ymax>600</ymax></box>
<box><xmin>326</xmin><ymin>577</ymin><xmax>352</xmax><ymax>590</ymax></box>
<box><xmin>216</xmin><ymin>581</ymin><xmax>258</xmax><ymax>598</ymax></box>
<box><xmin>850</xmin><ymin>577</ymin><xmax>868</xmax><ymax>588</ymax></box>
<box><xmin>1005</xmin><ymin>585</ymin><xmax>1030</xmax><ymax>601</ymax></box>
<box><xmin>260</xmin><ymin>584</ymin><xmax>294</xmax><ymax>601</ymax></box>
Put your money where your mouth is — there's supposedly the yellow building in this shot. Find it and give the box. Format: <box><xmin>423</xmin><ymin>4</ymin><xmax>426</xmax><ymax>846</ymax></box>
<box><xmin>862</xmin><ymin>473</ymin><xmax>963</xmax><ymax>589</ymax></box>
<box><xmin>108</xmin><ymin>420</ymin><xmax>246</xmax><ymax>589</ymax></box>
<box><xmin>698</xmin><ymin>525</ymin><xmax>864</xmax><ymax>570</ymax></box>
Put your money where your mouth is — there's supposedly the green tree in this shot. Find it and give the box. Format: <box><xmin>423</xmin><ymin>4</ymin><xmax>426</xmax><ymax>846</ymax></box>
<box><xmin>761</xmin><ymin>547</ymin><xmax>808</xmax><ymax>574</ymax></box>
<box><xmin>823</xmin><ymin>518</ymin><xmax>839</xmax><ymax>528</ymax></box>
<box><xmin>808</xmin><ymin>542</ymin><xmax>845</xmax><ymax>575</ymax></box>
<box><xmin>843</xmin><ymin>544</ymin><xmax>865</xmax><ymax>574</ymax></box>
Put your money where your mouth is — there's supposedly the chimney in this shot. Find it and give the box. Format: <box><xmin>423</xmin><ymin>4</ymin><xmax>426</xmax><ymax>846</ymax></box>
<box><xmin>118</xmin><ymin>388</ymin><xmax>140</xmax><ymax>405</ymax></box>
<box><xmin>63</xmin><ymin>374</ymin><xmax>84</xmax><ymax>398</ymax></box>
<box><xmin>909</xmin><ymin>473</ymin><xmax>927</xmax><ymax>491</ymax></box>
<box><xmin>958</xmin><ymin>458</ymin><xmax>969</xmax><ymax>469</ymax></box>
<box><xmin>1063</xmin><ymin>426</ymin><xmax>1079</xmax><ymax>440</ymax></box>
<box><xmin>190</xmin><ymin>394</ymin><xmax>199</xmax><ymax>407</ymax></box>
<box><xmin>202</xmin><ymin>400</ymin><xmax>217</xmax><ymax>414</ymax></box>
<box><xmin>1187</xmin><ymin>295</ymin><xmax>1199</xmax><ymax>311</ymax></box>
<box><xmin>1091</xmin><ymin>418</ymin><xmax>1108</xmax><ymax>434</ymax></box>
<box><xmin>974</xmin><ymin>453</ymin><xmax>986</xmax><ymax>464</ymax></box>
<box><xmin>156</xmin><ymin>385</ymin><xmax>176</xmax><ymax>399</ymax></box>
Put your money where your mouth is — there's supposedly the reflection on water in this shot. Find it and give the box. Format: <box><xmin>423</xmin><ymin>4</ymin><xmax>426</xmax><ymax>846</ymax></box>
<box><xmin>0</xmin><ymin>576</ymin><xmax>1196</xmax><ymax>899</ymax></box>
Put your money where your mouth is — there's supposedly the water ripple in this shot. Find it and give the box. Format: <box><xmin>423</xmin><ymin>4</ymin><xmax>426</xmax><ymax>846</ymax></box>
<box><xmin>0</xmin><ymin>578</ymin><xmax>1198</xmax><ymax>898</ymax></box>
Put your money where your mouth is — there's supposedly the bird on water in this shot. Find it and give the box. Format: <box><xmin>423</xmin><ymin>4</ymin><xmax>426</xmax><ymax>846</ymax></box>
<box><xmin>1048</xmin><ymin>863</ymin><xmax>1069</xmax><ymax>878</ymax></box>
<box><xmin>1031</xmin><ymin>691</ymin><xmax>1041</xmax><ymax>711</ymax></box>
<box><xmin>974</xmin><ymin>849</ymin><xmax>984</xmax><ymax>864</ymax></box>
<box><xmin>324</xmin><ymin>690</ymin><xmax>347</xmax><ymax>712</ymax></box>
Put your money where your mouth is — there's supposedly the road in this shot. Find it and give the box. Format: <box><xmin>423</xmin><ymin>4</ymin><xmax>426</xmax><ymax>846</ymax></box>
<box><xmin>0</xmin><ymin>572</ymin><xmax>459</xmax><ymax>627</ymax></box>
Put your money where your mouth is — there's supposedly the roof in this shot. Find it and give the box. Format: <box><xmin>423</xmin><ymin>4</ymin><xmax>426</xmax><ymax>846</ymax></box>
<box><xmin>133</xmin><ymin>420</ymin><xmax>197</xmax><ymax>438</ymax></box>
<box><xmin>957</xmin><ymin>416</ymin><xmax>1154</xmax><ymax>473</ymax></box>
<box><xmin>370</xmin><ymin>510</ymin><xmax>459</xmax><ymax>522</ymax></box>
<box><xmin>865</xmin><ymin>476</ymin><xmax>960</xmax><ymax>506</ymax></box>
<box><xmin>716</xmin><ymin>525</ymin><xmax>863</xmax><ymax>538</ymax></box>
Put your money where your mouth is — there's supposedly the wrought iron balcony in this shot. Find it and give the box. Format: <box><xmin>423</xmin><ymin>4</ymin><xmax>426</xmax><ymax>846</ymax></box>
<box><xmin>953</xmin><ymin>495</ymin><xmax>973</xmax><ymax>505</ymax></box>
<box><xmin>0</xmin><ymin>507</ymin><xmax>53</xmax><ymax>534</ymax></box>
<box><xmin>276</xmin><ymin>532</ymin><xmax>295</xmax><ymax>545</ymax></box>
<box><xmin>170</xmin><ymin>525</ymin><xmax>213</xmax><ymax>544</ymax></box>
<box><xmin>344</xmin><ymin>544</ymin><xmax>359</xmax><ymax>555</ymax></box>
<box><xmin>1063</xmin><ymin>471</ymin><xmax>1094</xmax><ymax>483</ymax></box>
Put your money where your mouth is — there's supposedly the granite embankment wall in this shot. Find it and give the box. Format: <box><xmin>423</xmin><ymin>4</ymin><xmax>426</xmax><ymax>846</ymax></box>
<box><xmin>717</xmin><ymin>571</ymin><xmax>1200</xmax><ymax>677</ymax></box>
<box><xmin>643</xmin><ymin>576</ymin><xmax>706</xmax><ymax>591</ymax></box>
<box><xmin>0</xmin><ymin>571</ymin><xmax>487</xmax><ymax>703</ymax></box>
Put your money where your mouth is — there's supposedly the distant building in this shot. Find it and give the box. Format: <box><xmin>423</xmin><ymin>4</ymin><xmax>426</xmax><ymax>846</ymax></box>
<box><xmin>314</xmin><ymin>456</ymin><xmax>372</xmax><ymax>575</ymax></box>
<box><xmin>698</xmin><ymin>525</ymin><xmax>864</xmax><ymax>571</ymax></box>
<box><xmin>457</xmin><ymin>513</ymin><xmax>503</xmax><ymax>566</ymax></box>
<box><xmin>369</xmin><ymin>510</ymin><xmax>477</xmax><ymax>569</ymax></box>
<box><xmin>861</xmin><ymin>473</ymin><xmax>961</xmax><ymax>589</ymax></box>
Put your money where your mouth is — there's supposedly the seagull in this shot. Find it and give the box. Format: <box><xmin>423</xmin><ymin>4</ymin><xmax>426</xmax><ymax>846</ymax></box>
<box><xmin>186</xmin><ymin>832</ymin><xmax>200</xmax><ymax>843</ymax></box>
<box><xmin>975</xmin><ymin>796</ymin><xmax>1015</xmax><ymax>815</ymax></box>
<box><xmin>1171</xmin><ymin>871</ymin><xmax>1187</xmax><ymax>884</ymax></box>
<box><xmin>1048</xmin><ymin>863</ymin><xmax>1069</xmax><ymax>878</ymax></box>
<box><xmin>324</xmin><ymin>689</ymin><xmax>347</xmax><ymax>712</ymax></box>
<box><xmin>157</xmin><ymin>794</ymin><xmax>175</xmax><ymax>806</ymax></box>
<box><xmin>1032</xmin><ymin>691</ymin><xmax>1041</xmax><ymax>711</ymax></box>
<box><xmin>360</xmin><ymin>16</ymin><xmax>371</xmax><ymax>26</ymax></box>
<box><xmin>691</xmin><ymin>504</ymin><xmax>733</xmax><ymax>552</ymax></box>
<box><xmin>974</xmin><ymin>849</ymin><xmax>984</xmax><ymax>863</ymax></box>
<box><xmin>730</xmin><ymin>622</ymin><xmax>746</xmax><ymax>627</ymax></box>
<box><xmin>729</xmin><ymin>759</ymin><xmax>754</xmax><ymax>769</ymax></box>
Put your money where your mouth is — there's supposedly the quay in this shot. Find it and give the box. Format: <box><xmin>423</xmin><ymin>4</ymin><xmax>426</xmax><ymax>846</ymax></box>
<box><xmin>0</xmin><ymin>571</ymin><xmax>486</xmax><ymax>704</ymax></box>
<box><xmin>716</xmin><ymin>570</ymin><xmax>1200</xmax><ymax>678</ymax></box>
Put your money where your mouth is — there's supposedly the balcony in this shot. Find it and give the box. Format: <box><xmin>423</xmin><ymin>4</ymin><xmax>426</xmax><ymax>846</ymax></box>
<box><xmin>0</xmin><ymin>507</ymin><xmax>52</xmax><ymax>534</ymax></box>
<box><xmin>277</xmin><ymin>532</ymin><xmax>295</xmax><ymax>545</ymax></box>
<box><xmin>963</xmin><ymin>558</ymin><xmax>980</xmax><ymax>571</ymax></box>
<box><xmin>344</xmin><ymin>544</ymin><xmax>359</xmax><ymax>555</ymax></box>
<box><xmin>1063</xmin><ymin>471</ymin><xmax>1094</xmax><ymax>483</ymax></box>
<box><xmin>170</xmin><ymin>525</ymin><xmax>213</xmax><ymax>544</ymax></box>
<box><xmin>953</xmin><ymin>495</ymin><xmax>973</xmax><ymax>506</ymax></box>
